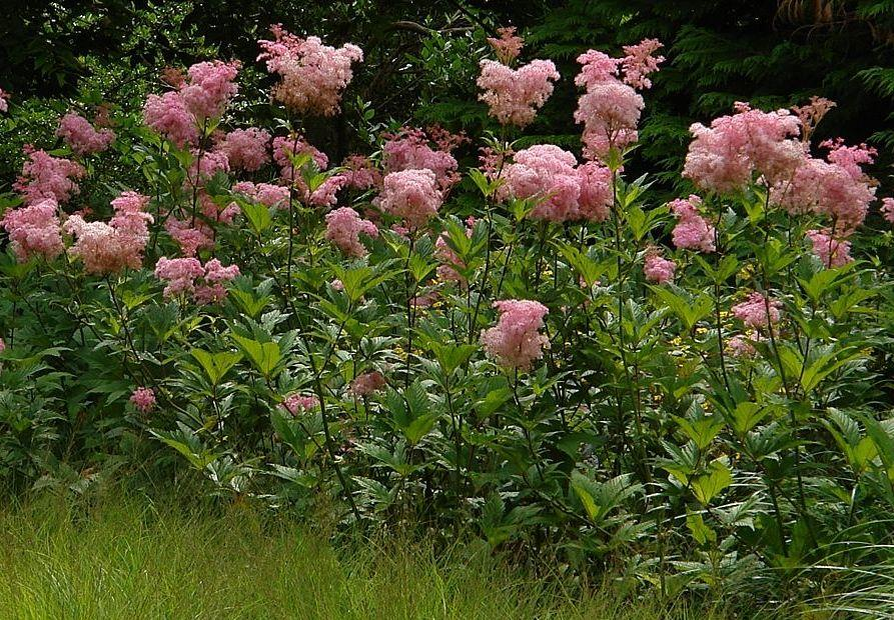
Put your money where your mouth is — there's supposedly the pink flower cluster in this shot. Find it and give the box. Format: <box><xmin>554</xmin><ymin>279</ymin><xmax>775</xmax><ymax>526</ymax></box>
<box><xmin>164</xmin><ymin>216</ymin><xmax>215</xmax><ymax>256</ymax></box>
<box><xmin>382</xmin><ymin>127</ymin><xmax>461</xmax><ymax>191</ymax></box>
<box><xmin>186</xmin><ymin>149</ymin><xmax>230</xmax><ymax>191</ymax></box>
<box><xmin>233</xmin><ymin>181</ymin><xmax>290</xmax><ymax>208</ymax></box>
<box><xmin>683</xmin><ymin>102</ymin><xmax>803</xmax><ymax>193</ymax></box>
<box><xmin>477</xmin><ymin>58</ymin><xmax>559</xmax><ymax>127</ymax></box>
<box><xmin>280</xmin><ymin>393</ymin><xmax>319</xmax><ymax>415</ymax></box>
<box><xmin>481</xmin><ymin>299</ymin><xmax>550</xmax><ymax>371</ymax></box>
<box><xmin>882</xmin><ymin>198</ymin><xmax>894</xmax><ymax>224</ymax></box>
<box><xmin>15</xmin><ymin>146</ymin><xmax>86</xmax><ymax>205</ymax></box>
<box><xmin>56</xmin><ymin>112</ymin><xmax>115</xmax><ymax>156</ymax></box>
<box><xmin>215</xmin><ymin>128</ymin><xmax>270</xmax><ymax>171</ymax></box>
<box><xmin>731</xmin><ymin>292</ymin><xmax>782</xmax><ymax>330</ymax></box>
<box><xmin>144</xmin><ymin>60</ymin><xmax>240</xmax><ymax>147</ymax></box>
<box><xmin>340</xmin><ymin>155</ymin><xmax>382</xmax><ymax>191</ymax></box>
<box><xmin>498</xmin><ymin>145</ymin><xmax>612</xmax><ymax>222</ymax></box>
<box><xmin>669</xmin><ymin>195</ymin><xmax>715</xmax><ymax>253</ymax></box>
<box><xmin>643</xmin><ymin>251</ymin><xmax>675</xmax><ymax>284</ymax></box>
<box><xmin>325</xmin><ymin>207</ymin><xmax>379</xmax><ymax>257</ymax></box>
<box><xmin>805</xmin><ymin>229</ymin><xmax>853</xmax><ymax>268</ymax></box>
<box><xmin>487</xmin><ymin>27</ymin><xmax>525</xmax><ymax>65</ymax></box>
<box><xmin>376</xmin><ymin>169</ymin><xmax>443</xmax><ymax>230</ymax></box>
<box><xmin>573</xmin><ymin>40</ymin><xmax>663</xmax><ymax>162</ymax></box>
<box><xmin>154</xmin><ymin>257</ymin><xmax>239</xmax><ymax>303</ymax></box>
<box><xmin>258</xmin><ymin>25</ymin><xmax>363</xmax><ymax>116</ymax></box>
<box><xmin>0</xmin><ymin>88</ymin><xmax>8</xmax><ymax>113</ymax></box>
<box><xmin>63</xmin><ymin>191</ymin><xmax>153</xmax><ymax>275</ymax></box>
<box><xmin>1</xmin><ymin>198</ymin><xmax>64</xmax><ymax>262</ymax></box>
<box><xmin>130</xmin><ymin>387</ymin><xmax>156</xmax><ymax>413</ymax></box>
<box><xmin>349</xmin><ymin>371</ymin><xmax>386</xmax><ymax>397</ymax></box>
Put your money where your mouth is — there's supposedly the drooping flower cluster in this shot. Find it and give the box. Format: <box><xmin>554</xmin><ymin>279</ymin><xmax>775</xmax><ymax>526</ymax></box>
<box><xmin>573</xmin><ymin>40</ymin><xmax>663</xmax><ymax>162</ymax></box>
<box><xmin>486</xmin><ymin>27</ymin><xmax>525</xmax><ymax>65</ymax></box>
<box><xmin>325</xmin><ymin>207</ymin><xmax>379</xmax><ymax>257</ymax></box>
<box><xmin>130</xmin><ymin>387</ymin><xmax>157</xmax><ymax>414</ymax></box>
<box><xmin>481</xmin><ymin>299</ymin><xmax>550</xmax><ymax>371</ymax></box>
<box><xmin>477</xmin><ymin>58</ymin><xmax>559</xmax><ymax>127</ymax></box>
<box><xmin>63</xmin><ymin>191</ymin><xmax>154</xmax><ymax>275</ymax></box>
<box><xmin>154</xmin><ymin>256</ymin><xmax>239</xmax><ymax>303</ymax></box>
<box><xmin>683</xmin><ymin>102</ymin><xmax>803</xmax><ymax>193</ymax></box>
<box><xmin>498</xmin><ymin>145</ymin><xmax>612</xmax><ymax>222</ymax></box>
<box><xmin>731</xmin><ymin>292</ymin><xmax>782</xmax><ymax>330</ymax></box>
<box><xmin>215</xmin><ymin>128</ymin><xmax>271</xmax><ymax>171</ymax></box>
<box><xmin>280</xmin><ymin>393</ymin><xmax>319</xmax><ymax>415</ymax></box>
<box><xmin>669</xmin><ymin>195</ymin><xmax>715</xmax><ymax>253</ymax></box>
<box><xmin>805</xmin><ymin>229</ymin><xmax>853</xmax><ymax>268</ymax></box>
<box><xmin>349</xmin><ymin>371</ymin><xmax>386</xmax><ymax>397</ymax></box>
<box><xmin>56</xmin><ymin>112</ymin><xmax>115</xmax><ymax>156</ymax></box>
<box><xmin>143</xmin><ymin>60</ymin><xmax>240</xmax><ymax>147</ymax></box>
<box><xmin>382</xmin><ymin>127</ymin><xmax>462</xmax><ymax>191</ymax></box>
<box><xmin>258</xmin><ymin>25</ymin><xmax>363</xmax><ymax>116</ymax></box>
<box><xmin>643</xmin><ymin>250</ymin><xmax>676</xmax><ymax>284</ymax></box>
<box><xmin>14</xmin><ymin>146</ymin><xmax>86</xmax><ymax>205</ymax></box>
<box><xmin>0</xmin><ymin>198</ymin><xmax>64</xmax><ymax>262</ymax></box>
<box><xmin>376</xmin><ymin>169</ymin><xmax>443</xmax><ymax>230</ymax></box>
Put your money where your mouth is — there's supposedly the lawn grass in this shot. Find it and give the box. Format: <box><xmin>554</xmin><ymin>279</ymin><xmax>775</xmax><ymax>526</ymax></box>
<box><xmin>0</xmin><ymin>493</ymin><xmax>736</xmax><ymax>619</ymax></box>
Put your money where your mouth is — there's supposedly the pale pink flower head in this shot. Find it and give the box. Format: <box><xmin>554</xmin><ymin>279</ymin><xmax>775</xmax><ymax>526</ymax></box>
<box><xmin>194</xmin><ymin>258</ymin><xmax>240</xmax><ymax>304</ymax></box>
<box><xmin>376</xmin><ymin>169</ymin><xmax>443</xmax><ymax>230</ymax></box>
<box><xmin>382</xmin><ymin>127</ymin><xmax>460</xmax><ymax>191</ymax></box>
<box><xmin>216</xmin><ymin>128</ymin><xmax>271</xmax><ymax>171</ymax></box>
<box><xmin>164</xmin><ymin>216</ymin><xmax>215</xmax><ymax>257</ymax></box>
<box><xmin>186</xmin><ymin>149</ymin><xmax>230</xmax><ymax>190</ymax></box>
<box><xmin>349</xmin><ymin>371</ymin><xmax>386</xmax><ymax>397</ymax></box>
<box><xmin>180</xmin><ymin>60</ymin><xmax>240</xmax><ymax>121</ymax></box>
<box><xmin>620</xmin><ymin>39</ymin><xmax>665</xmax><ymax>90</ymax></box>
<box><xmin>643</xmin><ymin>251</ymin><xmax>675</xmax><ymax>284</ymax></box>
<box><xmin>331</xmin><ymin>278</ymin><xmax>344</xmax><ymax>291</ymax></box>
<box><xmin>15</xmin><ymin>147</ymin><xmax>86</xmax><ymax>205</ymax></box>
<box><xmin>309</xmin><ymin>174</ymin><xmax>348</xmax><ymax>208</ymax></box>
<box><xmin>683</xmin><ymin>102</ymin><xmax>804</xmax><ymax>193</ymax></box>
<box><xmin>477</xmin><ymin>58</ymin><xmax>559</xmax><ymax>127</ymax></box>
<box><xmin>487</xmin><ymin>27</ymin><xmax>524</xmax><ymax>65</ymax></box>
<box><xmin>154</xmin><ymin>256</ymin><xmax>205</xmax><ymax>297</ymax></box>
<box><xmin>669</xmin><ymin>195</ymin><xmax>715</xmax><ymax>253</ymax></box>
<box><xmin>480</xmin><ymin>299</ymin><xmax>550</xmax><ymax>371</ymax></box>
<box><xmin>130</xmin><ymin>387</ymin><xmax>156</xmax><ymax>414</ymax></box>
<box><xmin>56</xmin><ymin>112</ymin><xmax>115</xmax><ymax>156</ymax></box>
<box><xmin>882</xmin><ymin>197</ymin><xmax>894</xmax><ymax>224</ymax></box>
<box><xmin>280</xmin><ymin>393</ymin><xmax>320</xmax><ymax>415</ymax></box>
<box><xmin>805</xmin><ymin>229</ymin><xmax>853</xmax><ymax>268</ymax></box>
<box><xmin>258</xmin><ymin>25</ymin><xmax>363</xmax><ymax>116</ymax></box>
<box><xmin>727</xmin><ymin>334</ymin><xmax>757</xmax><ymax>359</ymax></box>
<box><xmin>499</xmin><ymin>144</ymin><xmax>581</xmax><ymax>222</ymax></box>
<box><xmin>574</xmin><ymin>50</ymin><xmax>621</xmax><ymax>89</ymax></box>
<box><xmin>576</xmin><ymin>161</ymin><xmax>613</xmax><ymax>222</ymax></box>
<box><xmin>0</xmin><ymin>88</ymin><xmax>9</xmax><ymax>113</ymax></box>
<box><xmin>143</xmin><ymin>91</ymin><xmax>199</xmax><ymax>148</ymax></box>
<box><xmin>731</xmin><ymin>291</ymin><xmax>782</xmax><ymax>330</ymax></box>
<box><xmin>233</xmin><ymin>181</ymin><xmax>290</xmax><ymax>209</ymax></box>
<box><xmin>574</xmin><ymin>81</ymin><xmax>643</xmax><ymax>162</ymax></box>
<box><xmin>272</xmin><ymin>135</ymin><xmax>329</xmax><ymax>185</ymax></box>
<box><xmin>340</xmin><ymin>155</ymin><xmax>382</xmax><ymax>190</ymax></box>
<box><xmin>325</xmin><ymin>206</ymin><xmax>379</xmax><ymax>257</ymax></box>
<box><xmin>0</xmin><ymin>198</ymin><xmax>64</xmax><ymax>262</ymax></box>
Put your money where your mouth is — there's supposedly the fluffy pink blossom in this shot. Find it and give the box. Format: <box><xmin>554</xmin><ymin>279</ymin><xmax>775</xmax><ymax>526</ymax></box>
<box><xmin>0</xmin><ymin>88</ymin><xmax>8</xmax><ymax>113</ymax></box>
<box><xmin>683</xmin><ymin>102</ymin><xmax>804</xmax><ymax>193</ymax></box>
<box><xmin>620</xmin><ymin>39</ymin><xmax>665</xmax><ymax>89</ymax></box>
<box><xmin>186</xmin><ymin>149</ymin><xmax>230</xmax><ymax>190</ymax></box>
<box><xmin>412</xmin><ymin>291</ymin><xmax>439</xmax><ymax>308</ymax></box>
<box><xmin>280</xmin><ymin>393</ymin><xmax>320</xmax><ymax>415</ymax></box>
<box><xmin>340</xmin><ymin>155</ymin><xmax>382</xmax><ymax>190</ymax></box>
<box><xmin>574</xmin><ymin>81</ymin><xmax>643</xmax><ymax>161</ymax></box>
<box><xmin>477</xmin><ymin>58</ymin><xmax>559</xmax><ymax>127</ymax></box>
<box><xmin>376</xmin><ymin>169</ymin><xmax>443</xmax><ymax>230</ymax></box>
<box><xmin>805</xmin><ymin>229</ymin><xmax>853</xmax><ymax>268</ymax></box>
<box><xmin>143</xmin><ymin>92</ymin><xmax>199</xmax><ymax>147</ymax></box>
<box><xmin>64</xmin><ymin>192</ymin><xmax>153</xmax><ymax>275</ymax></box>
<box><xmin>499</xmin><ymin>145</ymin><xmax>580</xmax><ymax>221</ymax></box>
<box><xmin>574</xmin><ymin>50</ymin><xmax>621</xmax><ymax>89</ymax></box>
<box><xmin>577</xmin><ymin>161</ymin><xmax>613</xmax><ymax>222</ymax></box>
<box><xmin>331</xmin><ymin>278</ymin><xmax>344</xmax><ymax>291</ymax></box>
<box><xmin>194</xmin><ymin>258</ymin><xmax>240</xmax><ymax>304</ymax></box>
<box><xmin>487</xmin><ymin>27</ymin><xmax>524</xmax><ymax>64</ymax></box>
<box><xmin>155</xmin><ymin>256</ymin><xmax>238</xmax><ymax>303</ymax></box>
<box><xmin>130</xmin><ymin>387</ymin><xmax>156</xmax><ymax>413</ymax></box>
<box><xmin>325</xmin><ymin>207</ymin><xmax>379</xmax><ymax>257</ymax></box>
<box><xmin>164</xmin><ymin>217</ymin><xmax>215</xmax><ymax>256</ymax></box>
<box><xmin>15</xmin><ymin>146</ymin><xmax>86</xmax><ymax>205</ymax></box>
<box><xmin>481</xmin><ymin>299</ymin><xmax>550</xmax><ymax>371</ymax></box>
<box><xmin>233</xmin><ymin>181</ymin><xmax>290</xmax><ymax>209</ymax></box>
<box><xmin>727</xmin><ymin>335</ymin><xmax>757</xmax><ymax>358</ymax></box>
<box><xmin>180</xmin><ymin>60</ymin><xmax>240</xmax><ymax>121</ymax></box>
<box><xmin>349</xmin><ymin>371</ymin><xmax>386</xmax><ymax>397</ymax></box>
<box><xmin>0</xmin><ymin>198</ymin><xmax>64</xmax><ymax>262</ymax></box>
<box><xmin>258</xmin><ymin>25</ymin><xmax>363</xmax><ymax>116</ymax></box>
<box><xmin>731</xmin><ymin>292</ymin><xmax>782</xmax><ymax>330</ymax></box>
<box><xmin>669</xmin><ymin>195</ymin><xmax>715</xmax><ymax>253</ymax></box>
<box><xmin>382</xmin><ymin>127</ymin><xmax>460</xmax><ymax>191</ymax></box>
<box><xmin>215</xmin><ymin>128</ymin><xmax>270</xmax><ymax>171</ymax></box>
<box><xmin>309</xmin><ymin>174</ymin><xmax>348</xmax><ymax>208</ymax></box>
<box><xmin>643</xmin><ymin>251</ymin><xmax>675</xmax><ymax>284</ymax></box>
<box><xmin>882</xmin><ymin>197</ymin><xmax>894</xmax><ymax>223</ymax></box>
<box><xmin>56</xmin><ymin>112</ymin><xmax>115</xmax><ymax>156</ymax></box>
<box><xmin>199</xmin><ymin>192</ymin><xmax>240</xmax><ymax>225</ymax></box>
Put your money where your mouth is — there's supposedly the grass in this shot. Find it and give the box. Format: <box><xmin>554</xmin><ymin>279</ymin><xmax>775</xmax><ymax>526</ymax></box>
<box><xmin>0</xmin><ymin>492</ymin><xmax>739</xmax><ymax>620</ymax></box>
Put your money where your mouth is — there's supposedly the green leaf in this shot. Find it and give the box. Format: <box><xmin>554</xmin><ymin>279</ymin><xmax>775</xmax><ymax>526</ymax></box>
<box><xmin>232</xmin><ymin>335</ymin><xmax>281</xmax><ymax>377</ymax></box>
<box><xmin>691</xmin><ymin>459</ymin><xmax>732</xmax><ymax>505</ymax></box>
<box><xmin>191</xmin><ymin>349</ymin><xmax>242</xmax><ymax>385</ymax></box>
